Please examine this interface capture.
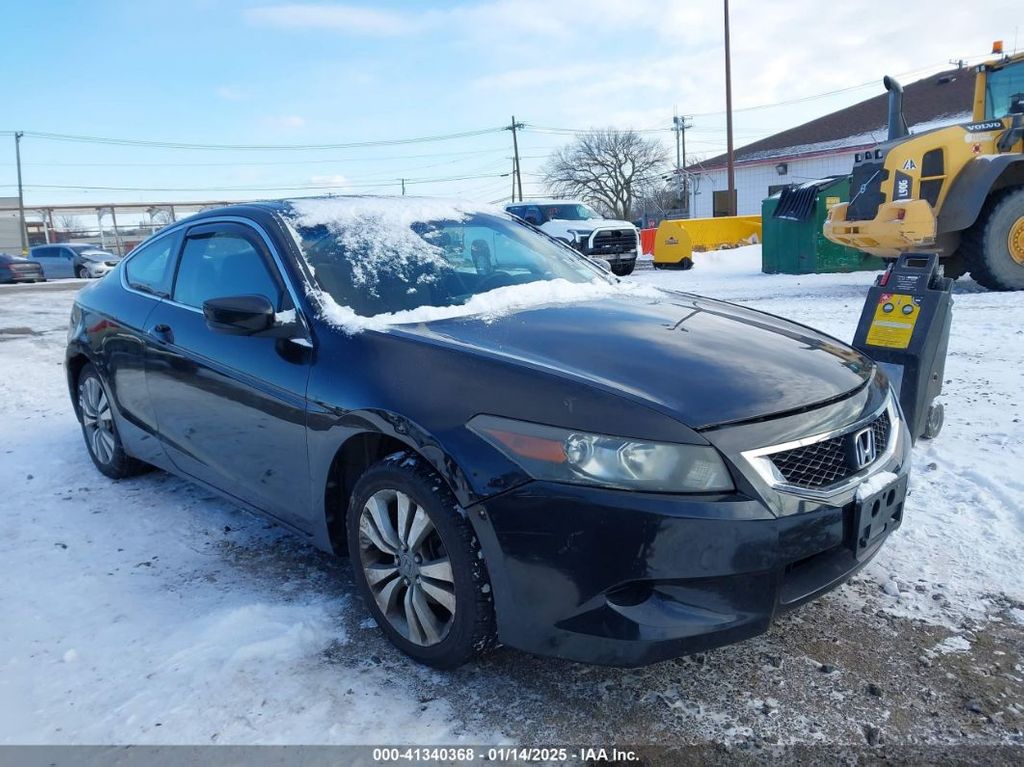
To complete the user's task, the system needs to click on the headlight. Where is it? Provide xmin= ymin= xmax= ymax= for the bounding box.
xmin=468 ymin=415 xmax=734 ymax=493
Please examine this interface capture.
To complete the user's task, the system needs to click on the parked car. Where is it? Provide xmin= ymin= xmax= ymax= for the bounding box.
xmin=29 ymin=244 xmax=121 ymax=279
xmin=506 ymin=199 xmax=640 ymax=276
xmin=0 ymin=252 xmax=45 ymax=283
xmin=65 ymin=198 xmax=911 ymax=669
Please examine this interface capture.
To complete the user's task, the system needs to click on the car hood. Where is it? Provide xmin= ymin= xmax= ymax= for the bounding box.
xmin=395 ymin=292 xmax=873 ymax=429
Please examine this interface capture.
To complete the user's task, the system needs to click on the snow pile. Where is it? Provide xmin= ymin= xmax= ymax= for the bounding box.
xmin=316 ymin=277 xmax=663 ymax=333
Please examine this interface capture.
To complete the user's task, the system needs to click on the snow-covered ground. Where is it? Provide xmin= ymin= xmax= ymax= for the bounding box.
xmin=0 ymin=248 xmax=1021 ymax=747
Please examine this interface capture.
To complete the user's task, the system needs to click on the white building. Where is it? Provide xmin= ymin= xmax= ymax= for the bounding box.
xmin=0 ymin=197 xmax=24 ymax=254
xmin=688 ymin=67 xmax=975 ymax=218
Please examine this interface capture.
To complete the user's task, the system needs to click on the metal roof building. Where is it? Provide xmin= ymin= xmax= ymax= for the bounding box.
xmin=688 ymin=66 xmax=976 ymax=218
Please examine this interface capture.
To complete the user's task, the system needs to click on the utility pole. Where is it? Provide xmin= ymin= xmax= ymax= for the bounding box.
xmin=400 ymin=178 xmax=406 ymax=196
xmin=723 ymin=0 xmax=736 ymax=216
xmin=673 ymin=115 xmax=692 ymax=217
xmin=508 ymin=116 xmax=524 ymax=202
xmin=14 ymin=132 xmax=27 ymax=254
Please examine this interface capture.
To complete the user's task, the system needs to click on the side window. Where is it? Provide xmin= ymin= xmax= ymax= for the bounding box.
xmin=61 ymin=248 xmax=75 ymax=260
xmin=125 ymin=234 xmax=178 ymax=296
xmin=32 ymin=247 xmax=54 ymax=259
xmin=173 ymin=227 xmax=289 ymax=311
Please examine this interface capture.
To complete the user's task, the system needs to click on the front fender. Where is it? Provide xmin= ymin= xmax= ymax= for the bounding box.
xmin=937 ymin=155 xmax=1024 ymax=233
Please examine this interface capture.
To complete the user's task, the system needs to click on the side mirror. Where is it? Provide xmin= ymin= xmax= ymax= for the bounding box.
xmin=588 ymin=257 xmax=612 ymax=273
xmin=203 ymin=295 xmax=275 ymax=335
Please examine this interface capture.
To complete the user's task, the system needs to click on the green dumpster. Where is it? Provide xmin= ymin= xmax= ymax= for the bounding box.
xmin=761 ymin=176 xmax=887 ymax=274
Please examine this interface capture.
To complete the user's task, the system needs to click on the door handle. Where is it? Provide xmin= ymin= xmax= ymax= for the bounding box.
xmin=149 ymin=323 xmax=174 ymax=343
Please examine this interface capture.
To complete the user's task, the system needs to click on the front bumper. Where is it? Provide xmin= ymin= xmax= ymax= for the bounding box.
xmin=468 ymin=391 xmax=912 ymax=667
xmin=824 ymin=200 xmax=937 ymax=258
xmin=84 ymin=262 xmax=117 ymax=278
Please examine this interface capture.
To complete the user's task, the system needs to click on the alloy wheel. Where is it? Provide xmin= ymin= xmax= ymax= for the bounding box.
xmin=357 ymin=489 xmax=456 ymax=646
xmin=79 ymin=376 xmax=116 ymax=465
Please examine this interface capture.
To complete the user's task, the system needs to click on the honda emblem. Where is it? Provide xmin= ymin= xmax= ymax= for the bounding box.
xmin=853 ymin=428 xmax=877 ymax=469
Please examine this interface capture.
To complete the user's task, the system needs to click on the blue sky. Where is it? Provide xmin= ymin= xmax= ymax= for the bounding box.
xmin=0 ymin=0 xmax=1016 ymax=207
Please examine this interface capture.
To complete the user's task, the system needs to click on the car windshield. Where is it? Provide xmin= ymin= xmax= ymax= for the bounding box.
xmin=541 ymin=204 xmax=598 ymax=222
xmin=287 ymin=201 xmax=606 ymax=319
xmin=985 ymin=60 xmax=1024 ymax=119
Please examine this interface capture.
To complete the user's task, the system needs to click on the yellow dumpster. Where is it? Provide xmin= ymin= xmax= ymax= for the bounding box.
xmin=653 ymin=215 xmax=762 ymax=269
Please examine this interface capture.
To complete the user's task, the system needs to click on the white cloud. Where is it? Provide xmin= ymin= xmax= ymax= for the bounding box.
xmin=245 ymin=4 xmax=432 ymax=36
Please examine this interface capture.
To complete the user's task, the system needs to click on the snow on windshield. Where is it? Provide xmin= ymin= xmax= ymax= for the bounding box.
xmin=287 ymin=196 xmax=490 ymax=291
xmin=284 ymin=197 xmax=660 ymax=333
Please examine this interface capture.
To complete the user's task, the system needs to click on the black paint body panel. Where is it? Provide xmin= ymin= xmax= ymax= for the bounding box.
xmin=63 ymin=200 xmax=911 ymax=666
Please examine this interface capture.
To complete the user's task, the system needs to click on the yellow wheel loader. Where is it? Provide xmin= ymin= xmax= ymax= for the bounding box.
xmin=824 ymin=44 xmax=1024 ymax=290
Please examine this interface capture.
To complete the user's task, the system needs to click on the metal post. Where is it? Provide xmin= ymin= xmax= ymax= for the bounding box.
xmin=109 ymin=207 xmax=124 ymax=255
xmin=401 ymin=178 xmax=406 ymax=196
xmin=97 ymin=210 xmax=106 ymax=249
xmin=510 ymin=116 xmax=524 ymax=202
xmin=44 ymin=209 xmax=53 ymax=243
xmin=14 ymin=132 xmax=27 ymax=254
xmin=723 ymin=0 xmax=736 ymax=216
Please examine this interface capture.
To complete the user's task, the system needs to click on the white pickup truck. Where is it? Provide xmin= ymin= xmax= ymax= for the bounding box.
xmin=505 ymin=199 xmax=640 ymax=276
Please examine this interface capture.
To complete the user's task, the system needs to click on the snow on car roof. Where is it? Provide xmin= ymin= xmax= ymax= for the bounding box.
xmin=507 ymin=199 xmax=586 ymax=207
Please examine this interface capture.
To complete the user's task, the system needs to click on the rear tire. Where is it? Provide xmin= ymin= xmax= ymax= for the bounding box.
xmin=962 ymin=187 xmax=1024 ymax=291
xmin=346 ymin=452 xmax=497 ymax=668
xmin=76 ymin=364 xmax=149 ymax=479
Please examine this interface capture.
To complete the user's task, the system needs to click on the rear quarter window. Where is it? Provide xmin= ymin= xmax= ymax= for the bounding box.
xmin=124 ymin=233 xmax=180 ymax=296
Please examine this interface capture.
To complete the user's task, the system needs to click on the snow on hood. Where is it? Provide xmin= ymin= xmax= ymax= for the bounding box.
xmin=284 ymin=196 xmax=659 ymax=334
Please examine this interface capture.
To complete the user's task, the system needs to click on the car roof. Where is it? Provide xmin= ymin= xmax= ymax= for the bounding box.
xmin=506 ymin=199 xmax=585 ymax=207
xmin=181 ymin=195 xmax=505 ymax=224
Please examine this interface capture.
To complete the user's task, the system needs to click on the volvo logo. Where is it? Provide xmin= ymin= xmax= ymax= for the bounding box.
xmin=853 ymin=427 xmax=877 ymax=469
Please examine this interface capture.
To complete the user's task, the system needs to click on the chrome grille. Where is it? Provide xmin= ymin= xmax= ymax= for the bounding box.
xmin=769 ymin=410 xmax=891 ymax=489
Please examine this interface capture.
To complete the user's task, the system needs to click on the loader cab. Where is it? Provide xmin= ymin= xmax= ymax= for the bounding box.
xmin=974 ymin=53 xmax=1024 ymax=121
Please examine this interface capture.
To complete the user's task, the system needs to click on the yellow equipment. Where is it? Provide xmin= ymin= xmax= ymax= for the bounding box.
xmin=652 ymin=215 xmax=762 ymax=269
xmin=824 ymin=45 xmax=1024 ymax=290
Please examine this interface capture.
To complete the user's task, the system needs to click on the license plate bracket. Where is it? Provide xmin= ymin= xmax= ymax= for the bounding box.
xmin=851 ymin=474 xmax=908 ymax=561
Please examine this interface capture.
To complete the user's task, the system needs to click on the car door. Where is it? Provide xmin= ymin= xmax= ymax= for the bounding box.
xmin=143 ymin=219 xmax=313 ymax=530
xmin=31 ymin=247 xmax=59 ymax=278
xmin=56 ymin=246 xmax=76 ymax=278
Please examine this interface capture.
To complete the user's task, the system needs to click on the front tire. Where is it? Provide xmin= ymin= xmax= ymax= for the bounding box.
xmin=347 ymin=452 xmax=496 ymax=668
xmin=963 ymin=187 xmax=1024 ymax=291
xmin=76 ymin=364 xmax=148 ymax=479
xmin=611 ymin=261 xmax=636 ymax=276
xmin=75 ymin=266 xmax=88 ymax=279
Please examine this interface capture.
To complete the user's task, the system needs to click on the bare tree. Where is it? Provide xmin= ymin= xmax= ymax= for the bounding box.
xmin=543 ymin=129 xmax=670 ymax=219
xmin=55 ymin=214 xmax=82 ymax=234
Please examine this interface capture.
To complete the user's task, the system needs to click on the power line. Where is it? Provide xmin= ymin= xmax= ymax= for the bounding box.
xmin=2 ymin=146 xmax=513 ymax=168
xmin=0 ymin=126 xmax=507 ymax=152
xmin=1 ymin=171 xmax=510 ymax=194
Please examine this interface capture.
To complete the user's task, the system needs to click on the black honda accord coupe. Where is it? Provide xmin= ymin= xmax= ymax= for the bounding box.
xmin=65 ymin=197 xmax=911 ymax=668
